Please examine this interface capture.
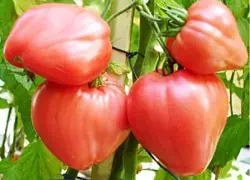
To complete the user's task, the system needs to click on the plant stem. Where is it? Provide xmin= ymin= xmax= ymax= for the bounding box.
xmin=64 ymin=168 xmax=78 ymax=179
xmin=134 ymin=0 xmax=154 ymax=78
xmin=107 ymin=1 xmax=137 ymax=23
xmin=109 ymin=142 xmax=127 ymax=180
xmin=229 ymin=71 xmax=235 ymax=115
xmin=124 ymin=134 xmax=138 ymax=180
xmin=241 ymin=67 xmax=249 ymax=119
xmin=8 ymin=115 xmax=18 ymax=158
xmin=0 ymin=107 xmax=12 ymax=159
xmin=140 ymin=3 xmax=173 ymax=73
xmin=102 ymin=0 xmax=112 ymax=18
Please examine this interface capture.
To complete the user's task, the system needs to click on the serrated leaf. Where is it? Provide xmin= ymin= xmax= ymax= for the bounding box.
xmin=1 ymin=140 xmax=63 ymax=180
xmin=0 ymin=97 xmax=9 ymax=109
xmin=0 ymin=64 xmax=36 ymax=142
xmin=209 ymin=115 xmax=249 ymax=168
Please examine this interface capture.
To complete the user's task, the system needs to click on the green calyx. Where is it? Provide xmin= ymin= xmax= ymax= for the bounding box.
xmin=89 ymin=76 xmax=105 ymax=88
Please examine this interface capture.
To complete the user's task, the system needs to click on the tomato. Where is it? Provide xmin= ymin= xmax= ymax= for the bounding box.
xmin=127 ymin=70 xmax=228 ymax=176
xmin=167 ymin=0 xmax=248 ymax=74
xmin=32 ymin=75 xmax=129 ymax=170
xmin=4 ymin=3 xmax=112 ymax=85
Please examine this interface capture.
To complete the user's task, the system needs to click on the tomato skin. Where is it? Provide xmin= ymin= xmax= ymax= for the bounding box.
xmin=32 ymin=76 xmax=129 ymax=170
xmin=127 ymin=70 xmax=228 ymax=176
xmin=4 ymin=3 xmax=112 ymax=85
xmin=167 ymin=0 xmax=248 ymax=74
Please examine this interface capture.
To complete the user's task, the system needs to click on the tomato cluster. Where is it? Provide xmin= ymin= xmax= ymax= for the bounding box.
xmin=4 ymin=3 xmax=129 ymax=170
xmin=4 ymin=0 xmax=248 ymax=177
xmin=127 ymin=0 xmax=247 ymax=176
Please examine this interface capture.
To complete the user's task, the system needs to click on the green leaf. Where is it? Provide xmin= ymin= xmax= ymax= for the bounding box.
xmin=107 ymin=61 xmax=130 ymax=76
xmin=180 ymin=170 xmax=212 ymax=180
xmin=237 ymin=17 xmax=249 ymax=48
xmin=246 ymin=169 xmax=250 ymax=176
xmin=174 ymin=0 xmax=197 ymax=8
xmin=0 ymin=158 xmax=14 ymax=174
xmin=0 ymin=0 xmax=17 ymax=58
xmin=154 ymin=168 xmax=176 ymax=180
xmin=0 ymin=64 xmax=36 ymax=142
xmin=209 ymin=115 xmax=249 ymax=168
xmin=137 ymin=148 xmax=152 ymax=164
xmin=156 ymin=0 xmax=182 ymax=9
xmin=1 ymin=140 xmax=63 ymax=180
xmin=224 ymin=0 xmax=249 ymax=18
xmin=237 ymin=175 xmax=243 ymax=180
xmin=0 ymin=97 xmax=9 ymax=109
xmin=217 ymin=160 xmax=233 ymax=179
xmin=217 ymin=72 xmax=243 ymax=99
xmin=12 ymin=0 xmax=36 ymax=16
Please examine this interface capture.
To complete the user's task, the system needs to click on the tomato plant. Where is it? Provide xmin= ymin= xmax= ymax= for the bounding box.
xmin=0 ymin=0 xmax=248 ymax=180
xmin=4 ymin=3 xmax=112 ymax=85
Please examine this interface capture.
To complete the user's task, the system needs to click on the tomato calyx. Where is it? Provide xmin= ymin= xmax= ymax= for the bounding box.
xmin=89 ymin=75 xmax=105 ymax=88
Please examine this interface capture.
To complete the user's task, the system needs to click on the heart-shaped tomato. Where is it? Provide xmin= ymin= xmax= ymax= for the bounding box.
xmin=32 ymin=76 xmax=129 ymax=169
xmin=127 ymin=70 xmax=228 ymax=176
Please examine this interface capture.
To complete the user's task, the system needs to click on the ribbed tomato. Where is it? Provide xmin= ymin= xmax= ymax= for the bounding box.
xmin=4 ymin=3 xmax=112 ymax=85
xmin=167 ymin=0 xmax=248 ymax=74
xmin=32 ymin=76 xmax=129 ymax=169
xmin=127 ymin=70 xmax=228 ymax=176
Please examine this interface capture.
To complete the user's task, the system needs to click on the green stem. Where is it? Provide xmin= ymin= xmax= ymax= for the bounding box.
xmin=134 ymin=0 xmax=154 ymax=78
xmin=241 ymin=67 xmax=249 ymax=119
xmin=0 ymin=107 xmax=12 ymax=159
xmin=107 ymin=1 xmax=137 ymax=23
xmin=64 ymin=168 xmax=78 ymax=179
xmin=102 ymin=0 xmax=112 ymax=18
xmin=140 ymin=3 xmax=173 ymax=73
xmin=109 ymin=142 xmax=127 ymax=180
xmin=124 ymin=134 xmax=138 ymax=180
xmin=229 ymin=71 xmax=235 ymax=116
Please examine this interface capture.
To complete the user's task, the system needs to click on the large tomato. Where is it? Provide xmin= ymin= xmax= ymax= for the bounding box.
xmin=4 ymin=3 xmax=112 ymax=85
xmin=127 ymin=70 xmax=228 ymax=176
xmin=32 ymin=75 xmax=129 ymax=169
xmin=167 ymin=0 xmax=248 ymax=74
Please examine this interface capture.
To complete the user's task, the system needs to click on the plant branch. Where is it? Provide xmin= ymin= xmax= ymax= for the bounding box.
xmin=8 ymin=115 xmax=18 ymax=158
xmin=0 ymin=107 xmax=12 ymax=159
xmin=229 ymin=71 xmax=235 ymax=115
xmin=145 ymin=149 xmax=180 ymax=180
xmin=107 ymin=1 xmax=137 ymax=23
